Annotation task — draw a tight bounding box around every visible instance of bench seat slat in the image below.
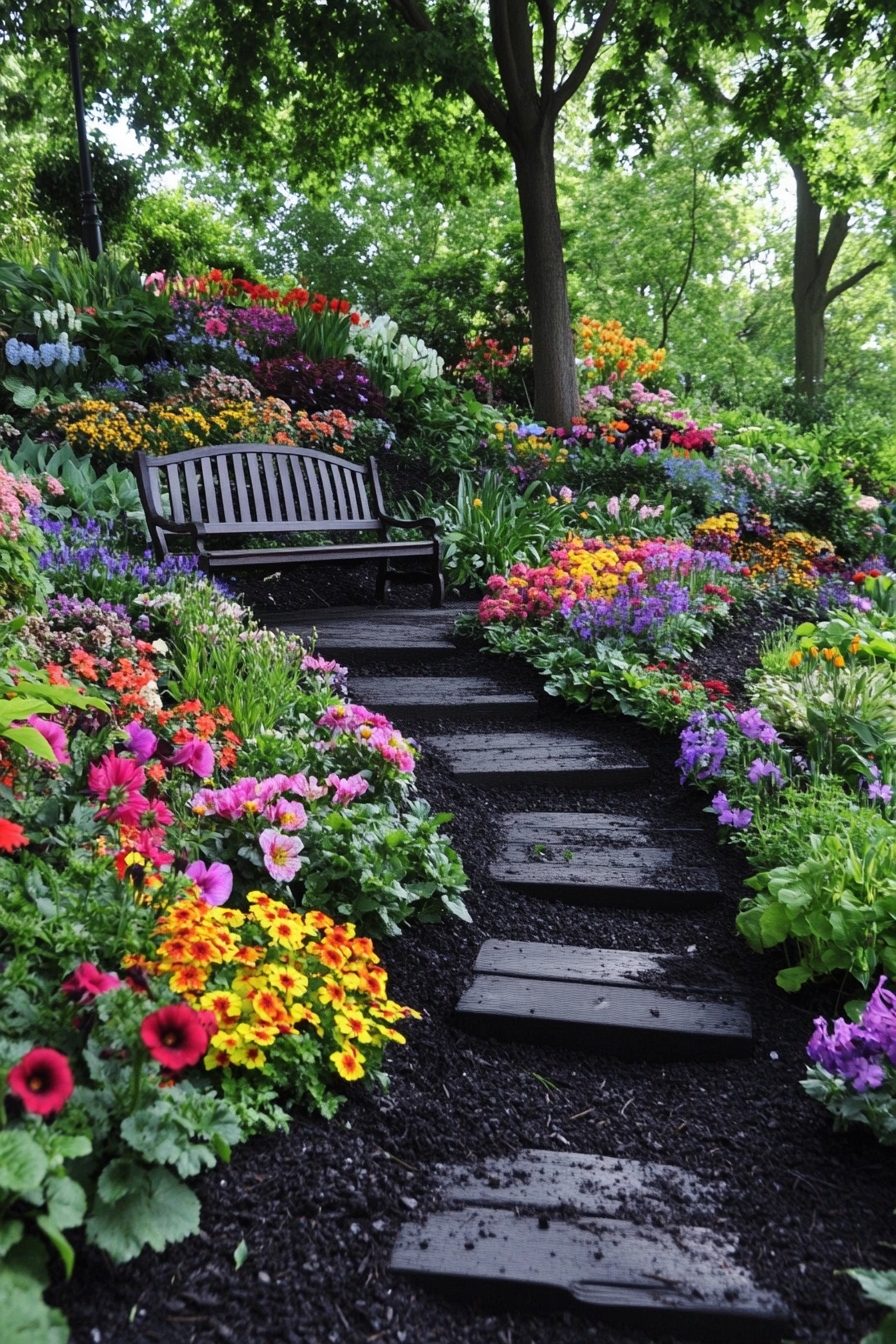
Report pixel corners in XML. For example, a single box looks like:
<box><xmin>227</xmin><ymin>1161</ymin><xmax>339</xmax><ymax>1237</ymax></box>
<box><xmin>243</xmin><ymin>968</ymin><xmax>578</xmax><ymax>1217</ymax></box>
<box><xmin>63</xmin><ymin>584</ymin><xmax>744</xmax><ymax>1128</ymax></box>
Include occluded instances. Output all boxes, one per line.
<box><xmin>200</xmin><ymin>539</ymin><xmax>436</xmax><ymax>569</ymax></box>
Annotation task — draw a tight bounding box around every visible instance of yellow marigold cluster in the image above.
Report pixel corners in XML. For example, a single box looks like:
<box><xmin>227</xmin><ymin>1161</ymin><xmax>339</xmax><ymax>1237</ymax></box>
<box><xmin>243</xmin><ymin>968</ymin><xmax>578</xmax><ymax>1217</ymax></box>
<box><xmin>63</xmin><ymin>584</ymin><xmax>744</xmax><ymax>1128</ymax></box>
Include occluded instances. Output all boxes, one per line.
<box><xmin>490</xmin><ymin>422</ymin><xmax>571</xmax><ymax>467</ymax></box>
<box><xmin>129</xmin><ymin>890</ymin><xmax>418</xmax><ymax>1082</ymax></box>
<box><xmin>577</xmin><ymin>317</ymin><xmax>666</xmax><ymax>384</ymax></box>
<box><xmin>694</xmin><ymin>513</ymin><xmax>740</xmax><ymax>541</ymax></box>
<box><xmin>56</xmin><ymin>400</ymin><xmax>145</xmax><ymax>456</ymax></box>
<box><xmin>733</xmin><ymin>529</ymin><xmax>837</xmax><ymax>590</ymax></box>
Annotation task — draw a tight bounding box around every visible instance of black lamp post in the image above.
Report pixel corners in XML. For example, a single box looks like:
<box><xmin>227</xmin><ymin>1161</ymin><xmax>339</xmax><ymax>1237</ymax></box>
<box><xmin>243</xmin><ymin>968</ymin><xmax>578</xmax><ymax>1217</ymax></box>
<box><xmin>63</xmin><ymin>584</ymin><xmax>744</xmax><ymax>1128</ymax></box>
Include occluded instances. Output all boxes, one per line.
<box><xmin>66</xmin><ymin>11</ymin><xmax>103</xmax><ymax>258</ymax></box>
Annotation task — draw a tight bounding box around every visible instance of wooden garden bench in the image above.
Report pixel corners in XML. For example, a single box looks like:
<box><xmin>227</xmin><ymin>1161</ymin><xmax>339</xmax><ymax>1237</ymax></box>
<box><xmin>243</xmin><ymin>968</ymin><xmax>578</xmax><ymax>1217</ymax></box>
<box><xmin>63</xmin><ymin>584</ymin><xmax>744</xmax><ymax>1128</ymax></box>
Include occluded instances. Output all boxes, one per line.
<box><xmin>135</xmin><ymin>444</ymin><xmax>444</xmax><ymax>606</ymax></box>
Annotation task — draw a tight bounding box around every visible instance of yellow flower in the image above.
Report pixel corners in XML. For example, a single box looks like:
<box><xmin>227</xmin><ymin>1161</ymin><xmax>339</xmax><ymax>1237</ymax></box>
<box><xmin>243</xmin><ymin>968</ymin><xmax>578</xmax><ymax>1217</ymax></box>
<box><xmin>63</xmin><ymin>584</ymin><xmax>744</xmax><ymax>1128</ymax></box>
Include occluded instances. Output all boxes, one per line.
<box><xmin>473</xmin><ymin>498</ymin><xmax>482</xmax><ymax>508</ymax></box>
<box><xmin>547</xmin><ymin>496</ymin><xmax>557</xmax><ymax>504</ymax></box>
<box><xmin>330</xmin><ymin>1043</ymin><xmax>365</xmax><ymax>1081</ymax></box>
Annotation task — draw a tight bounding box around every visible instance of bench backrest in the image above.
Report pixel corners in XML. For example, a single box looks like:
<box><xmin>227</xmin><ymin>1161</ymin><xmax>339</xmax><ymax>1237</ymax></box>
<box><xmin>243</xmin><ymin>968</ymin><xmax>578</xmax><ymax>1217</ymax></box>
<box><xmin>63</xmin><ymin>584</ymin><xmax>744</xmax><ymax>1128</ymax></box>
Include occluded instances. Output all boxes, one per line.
<box><xmin>136</xmin><ymin>443</ymin><xmax>387</xmax><ymax>557</ymax></box>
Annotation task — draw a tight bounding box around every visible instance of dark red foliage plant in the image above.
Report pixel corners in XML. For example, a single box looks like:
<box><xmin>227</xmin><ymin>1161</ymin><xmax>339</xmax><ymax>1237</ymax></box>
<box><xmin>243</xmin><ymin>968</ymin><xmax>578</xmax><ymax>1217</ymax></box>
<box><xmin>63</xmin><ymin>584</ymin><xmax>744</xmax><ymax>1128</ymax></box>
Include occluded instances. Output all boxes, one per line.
<box><xmin>254</xmin><ymin>353</ymin><xmax>389</xmax><ymax>420</ymax></box>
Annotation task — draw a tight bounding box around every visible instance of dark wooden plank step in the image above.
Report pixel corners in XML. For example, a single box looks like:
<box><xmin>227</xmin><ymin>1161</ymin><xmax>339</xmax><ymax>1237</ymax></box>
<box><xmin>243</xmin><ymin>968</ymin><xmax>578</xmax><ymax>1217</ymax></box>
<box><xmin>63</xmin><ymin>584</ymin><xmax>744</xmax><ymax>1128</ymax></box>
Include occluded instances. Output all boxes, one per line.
<box><xmin>492</xmin><ymin>812</ymin><xmax>720</xmax><ymax>908</ymax></box>
<box><xmin>427</xmin><ymin>732</ymin><xmax>649</xmax><ymax>787</ymax></box>
<box><xmin>474</xmin><ymin>939</ymin><xmax>671</xmax><ymax>987</ymax></box>
<box><xmin>392</xmin><ymin>1207</ymin><xmax>788</xmax><ymax>1342</ymax></box>
<box><xmin>351</xmin><ymin>676</ymin><xmax>538</xmax><ymax>720</ymax></box>
<box><xmin>455</xmin><ymin>974</ymin><xmax>752</xmax><ymax>1060</ymax></box>
<box><xmin>440</xmin><ymin>1148</ymin><xmax>716</xmax><ymax>1217</ymax></box>
<box><xmin>268</xmin><ymin>604</ymin><xmax>474</xmax><ymax>661</ymax></box>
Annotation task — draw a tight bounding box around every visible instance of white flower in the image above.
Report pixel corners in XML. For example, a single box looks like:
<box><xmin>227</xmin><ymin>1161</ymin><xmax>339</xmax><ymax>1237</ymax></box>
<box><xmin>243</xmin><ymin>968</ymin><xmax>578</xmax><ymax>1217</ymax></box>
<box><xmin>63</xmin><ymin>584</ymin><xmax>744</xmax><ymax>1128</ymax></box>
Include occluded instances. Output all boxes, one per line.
<box><xmin>151</xmin><ymin>638</ymin><xmax>169</xmax><ymax>654</ymax></box>
<box><xmin>33</xmin><ymin>312</ymin><xmax>42</xmax><ymax>329</ymax></box>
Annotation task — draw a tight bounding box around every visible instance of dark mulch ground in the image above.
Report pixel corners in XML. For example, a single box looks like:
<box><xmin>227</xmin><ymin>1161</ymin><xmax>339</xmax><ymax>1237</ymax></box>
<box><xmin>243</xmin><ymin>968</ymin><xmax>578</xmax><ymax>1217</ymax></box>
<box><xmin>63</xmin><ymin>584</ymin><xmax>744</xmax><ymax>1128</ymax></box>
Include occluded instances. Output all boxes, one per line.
<box><xmin>54</xmin><ymin>578</ymin><xmax>895</xmax><ymax>1344</ymax></box>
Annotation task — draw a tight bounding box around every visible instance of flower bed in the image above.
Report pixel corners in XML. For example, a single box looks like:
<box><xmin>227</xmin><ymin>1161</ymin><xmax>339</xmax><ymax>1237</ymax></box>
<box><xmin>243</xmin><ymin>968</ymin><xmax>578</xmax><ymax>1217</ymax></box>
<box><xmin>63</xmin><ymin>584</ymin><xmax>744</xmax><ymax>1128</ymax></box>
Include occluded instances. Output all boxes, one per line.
<box><xmin>0</xmin><ymin>479</ymin><xmax>467</xmax><ymax>1340</ymax></box>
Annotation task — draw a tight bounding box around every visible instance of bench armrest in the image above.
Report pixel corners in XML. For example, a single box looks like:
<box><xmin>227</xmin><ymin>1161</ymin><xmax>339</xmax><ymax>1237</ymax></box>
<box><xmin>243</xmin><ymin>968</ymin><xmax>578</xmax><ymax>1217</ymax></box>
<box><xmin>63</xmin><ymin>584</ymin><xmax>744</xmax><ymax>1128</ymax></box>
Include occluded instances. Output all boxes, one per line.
<box><xmin>380</xmin><ymin>513</ymin><xmax>439</xmax><ymax>535</ymax></box>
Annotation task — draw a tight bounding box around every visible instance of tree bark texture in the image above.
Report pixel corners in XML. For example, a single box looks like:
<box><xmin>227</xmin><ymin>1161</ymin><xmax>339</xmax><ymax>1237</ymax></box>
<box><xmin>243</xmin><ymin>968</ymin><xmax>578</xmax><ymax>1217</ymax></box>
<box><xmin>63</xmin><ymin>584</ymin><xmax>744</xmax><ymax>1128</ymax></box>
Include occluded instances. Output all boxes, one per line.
<box><xmin>790</xmin><ymin>160</ymin><xmax>884</xmax><ymax>405</ymax></box>
<box><xmin>513</xmin><ymin>139</ymin><xmax>579</xmax><ymax>424</ymax></box>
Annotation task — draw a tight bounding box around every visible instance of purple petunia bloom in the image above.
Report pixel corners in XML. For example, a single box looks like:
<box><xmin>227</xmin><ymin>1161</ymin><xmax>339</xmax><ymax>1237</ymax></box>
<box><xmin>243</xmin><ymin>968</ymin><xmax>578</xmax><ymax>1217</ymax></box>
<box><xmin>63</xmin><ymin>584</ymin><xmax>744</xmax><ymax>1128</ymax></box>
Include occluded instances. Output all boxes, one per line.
<box><xmin>185</xmin><ymin>860</ymin><xmax>234</xmax><ymax>906</ymax></box>
<box><xmin>807</xmin><ymin>977</ymin><xmax>896</xmax><ymax>1091</ymax></box>
<box><xmin>711</xmin><ymin>791</ymin><xmax>753</xmax><ymax>828</ymax></box>
<box><xmin>736</xmin><ymin>707</ymin><xmax>781</xmax><ymax>746</ymax></box>
<box><xmin>869</xmin><ymin>780</ymin><xmax>894</xmax><ymax>805</ymax></box>
<box><xmin>747</xmin><ymin>758</ymin><xmax>784</xmax><ymax>789</ymax></box>
<box><xmin>676</xmin><ymin>711</ymin><xmax>728</xmax><ymax>782</ymax></box>
<box><xmin>124</xmin><ymin>720</ymin><xmax>159</xmax><ymax>765</ymax></box>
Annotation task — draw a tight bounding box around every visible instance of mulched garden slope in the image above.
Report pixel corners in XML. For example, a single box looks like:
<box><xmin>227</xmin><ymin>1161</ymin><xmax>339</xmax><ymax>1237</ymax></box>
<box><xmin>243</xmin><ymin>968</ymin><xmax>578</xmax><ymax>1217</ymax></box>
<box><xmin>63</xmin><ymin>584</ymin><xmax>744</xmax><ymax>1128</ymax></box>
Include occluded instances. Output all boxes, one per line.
<box><xmin>53</xmin><ymin>597</ymin><xmax>894</xmax><ymax>1344</ymax></box>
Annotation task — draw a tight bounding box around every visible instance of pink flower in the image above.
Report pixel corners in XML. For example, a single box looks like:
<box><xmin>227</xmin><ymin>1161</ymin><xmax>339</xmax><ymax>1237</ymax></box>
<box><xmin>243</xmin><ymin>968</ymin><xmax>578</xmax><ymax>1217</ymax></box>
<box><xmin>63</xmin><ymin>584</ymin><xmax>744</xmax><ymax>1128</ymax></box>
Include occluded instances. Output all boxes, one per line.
<box><xmin>325</xmin><ymin>772</ymin><xmax>370</xmax><ymax>805</ymax></box>
<box><xmin>44</xmin><ymin>475</ymin><xmax>65</xmax><ymax>497</ymax></box>
<box><xmin>301</xmin><ymin>654</ymin><xmax>348</xmax><ymax>679</ymax></box>
<box><xmin>139</xmin><ymin>799</ymin><xmax>174</xmax><ymax>831</ymax></box>
<box><xmin>185</xmin><ymin>859</ymin><xmax>234</xmax><ymax>906</ymax></box>
<box><xmin>254</xmin><ymin>773</ymin><xmax>295</xmax><ymax>805</ymax></box>
<box><xmin>171</xmin><ymin>736</ymin><xmax>216</xmax><ymax>777</ymax></box>
<box><xmin>264</xmin><ymin>797</ymin><xmax>307</xmax><ymax>830</ymax></box>
<box><xmin>124</xmin><ymin>719</ymin><xmax>158</xmax><ymax>764</ymax></box>
<box><xmin>289</xmin><ymin>772</ymin><xmax>329</xmax><ymax>801</ymax></box>
<box><xmin>204</xmin><ymin>316</ymin><xmax>228</xmax><ymax>338</ymax></box>
<box><xmin>88</xmin><ymin>752</ymin><xmax>149</xmax><ymax>823</ymax></box>
<box><xmin>189</xmin><ymin>787</ymin><xmax>219</xmax><ymax>816</ymax></box>
<box><xmin>259</xmin><ymin>828</ymin><xmax>304</xmax><ymax>882</ymax></box>
<box><xmin>317</xmin><ymin>703</ymin><xmax>371</xmax><ymax>731</ymax></box>
<box><xmin>61</xmin><ymin>962</ymin><xmax>121</xmax><ymax>1003</ymax></box>
<box><xmin>606</xmin><ymin>496</ymin><xmax>621</xmax><ymax>519</ymax></box>
<box><xmin>26</xmin><ymin>715</ymin><xmax>70</xmax><ymax>765</ymax></box>
<box><xmin>369</xmin><ymin>728</ymin><xmax>415</xmax><ymax>773</ymax></box>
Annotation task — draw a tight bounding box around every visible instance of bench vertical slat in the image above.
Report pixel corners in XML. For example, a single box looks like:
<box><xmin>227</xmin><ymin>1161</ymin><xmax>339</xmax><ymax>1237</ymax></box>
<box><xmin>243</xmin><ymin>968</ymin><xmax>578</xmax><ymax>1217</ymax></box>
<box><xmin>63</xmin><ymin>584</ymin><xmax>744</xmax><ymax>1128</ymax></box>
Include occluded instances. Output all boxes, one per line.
<box><xmin>328</xmin><ymin>459</ymin><xmax>350</xmax><ymax>521</ymax></box>
<box><xmin>341</xmin><ymin>468</ymin><xmax>361</xmax><ymax>522</ymax></box>
<box><xmin>246</xmin><ymin>452</ymin><xmax>267</xmax><ymax>523</ymax></box>
<box><xmin>199</xmin><ymin>458</ymin><xmax>220</xmax><ymax>526</ymax></box>
<box><xmin>315</xmin><ymin>457</ymin><xmax>337</xmax><ymax>521</ymax></box>
<box><xmin>231</xmin><ymin>452</ymin><xmax>252</xmax><ymax>524</ymax></box>
<box><xmin>277</xmin><ymin>455</ymin><xmax>299</xmax><ymax>522</ymax></box>
<box><xmin>183</xmin><ymin>460</ymin><xmax>203</xmax><ymax>523</ymax></box>
<box><xmin>166</xmin><ymin>463</ymin><xmax>186</xmax><ymax>523</ymax></box>
<box><xmin>262</xmin><ymin>454</ymin><xmax>283</xmax><ymax>523</ymax></box>
<box><xmin>289</xmin><ymin>456</ymin><xmax>312</xmax><ymax>522</ymax></box>
<box><xmin>217</xmin><ymin>453</ymin><xmax>236</xmax><ymax>524</ymax></box>
<box><xmin>354</xmin><ymin>468</ymin><xmax>374</xmax><ymax>521</ymax></box>
<box><xmin>304</xmin><ymin>455</ymin><xmax>324</xmax><ymax>522</ymax></box>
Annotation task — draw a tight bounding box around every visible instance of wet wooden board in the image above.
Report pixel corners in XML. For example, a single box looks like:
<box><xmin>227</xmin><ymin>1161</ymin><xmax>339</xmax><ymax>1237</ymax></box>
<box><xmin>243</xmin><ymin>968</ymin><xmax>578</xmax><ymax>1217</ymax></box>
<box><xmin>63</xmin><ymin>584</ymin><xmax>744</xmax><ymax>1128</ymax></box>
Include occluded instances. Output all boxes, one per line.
<box><xmin>474</xmin><ymin>940</ymin><xmax>672</xmax><ymax>987</ymax></box>
<box><xmin>351</xmin><ymin>676</ymin><xmax>538</xmax><ymax>720</ymax></box>
<box><xmin>491</xmin><ymin>812</ymin><xmax>720</xmax><ymax>908</ymax></box>
<box><xmin>455</xmin><ymin>974</ymin><xmax>752</xmax><ymax>1060</ymax></box>
<box><xmin>440</xmin><ymin>1148</ymin><xmax>716</xmax><ymax>1218</ymax></box>
<box><xmin>269</xmin><ymin>605</ymin><xmax>475</xmax><ymax>660</ymax></box>
<box><xmin>427</xmin><ymin>732</ymin><xmax>649</xmax><ymax>787</ymax></box>
<box><xmin>392</xmin><ymin>1205</ymin><xmax>788</xmax><ymax>1342</ymax></box>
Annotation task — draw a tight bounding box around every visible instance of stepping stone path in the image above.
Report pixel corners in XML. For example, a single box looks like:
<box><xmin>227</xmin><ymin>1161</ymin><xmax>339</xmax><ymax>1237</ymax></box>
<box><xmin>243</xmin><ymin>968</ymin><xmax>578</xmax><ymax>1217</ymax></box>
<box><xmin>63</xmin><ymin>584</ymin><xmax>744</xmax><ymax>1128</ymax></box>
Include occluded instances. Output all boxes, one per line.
<box><xmin>456</xmin><ymin>939</ymin><xmax>752</xmax><ymax>1061</ymax></box>
<box><xmin>392</xmin><ymin>1150</ymin><xmax>788</xmax><ymax>1341</ymax></box>
<box><xmin>352</xmin><ymin>675</ymin><xmax>538</xmax><ymax>720</ymax></box>
<box><xmin>428</xmin><ymin>730</ymin><xmax>649</xmax><ymax>788</ymax></box>
<box><xmin>273</xmin><ymin>605</ymin><xmax>781</xmax><ymax>1339</ymax></box>
<box><xmin>492</xmin><ymin>811</ymin><xmax>721</xmax><ymax>908</ymax></box>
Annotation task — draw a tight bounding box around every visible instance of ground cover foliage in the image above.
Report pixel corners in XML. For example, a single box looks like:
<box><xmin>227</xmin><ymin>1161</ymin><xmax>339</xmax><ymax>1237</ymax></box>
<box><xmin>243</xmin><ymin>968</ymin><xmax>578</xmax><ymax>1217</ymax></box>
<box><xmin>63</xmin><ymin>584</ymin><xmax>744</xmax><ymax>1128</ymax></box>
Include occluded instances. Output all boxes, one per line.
<box><xmin>3</xmin><ymin>251</ymin><xmax>896</xmax><ymax>1339</ymax></box>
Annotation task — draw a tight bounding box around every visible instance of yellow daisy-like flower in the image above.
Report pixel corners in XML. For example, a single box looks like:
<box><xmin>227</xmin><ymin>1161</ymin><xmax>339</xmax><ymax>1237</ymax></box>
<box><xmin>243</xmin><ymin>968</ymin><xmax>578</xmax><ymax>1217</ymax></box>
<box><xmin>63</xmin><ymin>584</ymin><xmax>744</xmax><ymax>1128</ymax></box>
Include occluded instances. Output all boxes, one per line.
<box><xmin>334</xmin><ymin>1010</ymin><xmax>374</xmax><ymax>1044</ymax></box>
<box><xmin>330</xmin><ymin>1043</ymin><xmax>365</xmax><ymax>1081</ymax></box>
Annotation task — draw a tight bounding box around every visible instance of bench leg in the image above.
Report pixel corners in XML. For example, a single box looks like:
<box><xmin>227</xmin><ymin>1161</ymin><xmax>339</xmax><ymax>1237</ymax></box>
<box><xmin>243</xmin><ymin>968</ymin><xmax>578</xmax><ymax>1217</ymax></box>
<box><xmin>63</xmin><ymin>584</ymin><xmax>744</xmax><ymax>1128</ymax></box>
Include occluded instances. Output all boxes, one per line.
<box><xmin>430</xmin><ymin>544</ymin><xmax>445</xmax><ymax>608</ymax></box>
<box><xmin>375</xmin><ymin>557</ymin><xmax>389</xmax><ymax>604</ymax></box>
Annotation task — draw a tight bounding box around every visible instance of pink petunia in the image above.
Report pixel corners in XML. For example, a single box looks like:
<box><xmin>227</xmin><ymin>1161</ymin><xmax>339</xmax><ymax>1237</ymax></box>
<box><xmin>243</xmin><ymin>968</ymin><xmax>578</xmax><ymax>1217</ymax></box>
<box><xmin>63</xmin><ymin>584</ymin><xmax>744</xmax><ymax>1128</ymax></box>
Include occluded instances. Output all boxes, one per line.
<box><xmin>185</xmin><ymin>859</ymin><xmax>234</xmax><ymax>906</ymax></box>
<box><xmin>88</xmin><ymin>752</ymin><xmax>149</xmax><ymax>823</ymax></box>
<box><xmin>254</xmin><ymin>773</ymin><xmax>295</xmax><ymax>806</ymax></box>
<box><xmin>171</xmin><ymin>736</ymin><xmax>216</xmax><ymax>777</ymax></box>
<box><xmin>288</xmin><ymin>772</ymin><xmax>329</xmax><ymax>801</ymax></box>
<box><xmin>61</xmin><ymin>962</ymin><xmax>121</xmax><ymax>1003</ymax></box>
<box><xmin>124</xmin><ymin>719</ymin><xmax>158</xmax><ymax>764</ymax></box>
<box><xmin>259</xmin><ymin>828</ymin><xmax>304</xmax><ymax>882</ymax></box>
<box><xmin>264</xmin><ymin>797</ymin><xmax>307</xmax><ymax>831</ymax></box>
<box><xmin>26</xmin><ymin>715</ymin><xmax>70</xmax><ymax>765</ymax></box>
<box><xmin>325</xmin><ymin>772</ymin><xmax>370</xmax><ymax>805</ymax></box>
<box><xmin>316</xmin><ymin>703</ymin><xmax>371</xmax><ymax>732</ymax></box>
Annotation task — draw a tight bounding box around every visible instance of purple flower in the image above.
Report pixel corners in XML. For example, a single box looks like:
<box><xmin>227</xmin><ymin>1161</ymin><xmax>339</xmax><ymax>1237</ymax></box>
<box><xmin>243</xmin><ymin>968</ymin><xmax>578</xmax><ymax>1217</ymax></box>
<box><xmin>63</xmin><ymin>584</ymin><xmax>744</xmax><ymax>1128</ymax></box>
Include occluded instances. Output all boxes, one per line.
<box><xmin>807</xmin><ymin>977</ymin><xmax>896</xmax><ymax>1090</ymax></box>
<box><xmin>869</xmin><ymin>781</ymin><xmax>894</xmax><ymax>804</ymax></box>
<box><xmin>185</xmin><ymin>860</ymin><xmax>234</xmax><ymax>906</ymax></box>
<box><xmin>710</xmin><ymin>791</ymin><xmax>753</xmax><ymax>828</ymax></box>
<box><xmin>736</xmin><ymin>708</ymin><xmax>781</xmax><ymax>746</ymax></box>
<box><xmin>124</xmin><ymin>719</ymin><xmax>159</xmax><ymax>765</ymax></box>
<box><xmin>171</xmin><ymin>736</ymin><xmax>216</xmax><ymax>777</ymax></box>
<box><xmin>676</xmin><ymin>711</ymin><xmax>728</xmax><ymax>781</ymax></box>
<box><xmin>747</xmin><ymin>758</ymin><xmax>784</xmax><ymax>788</ymax></box>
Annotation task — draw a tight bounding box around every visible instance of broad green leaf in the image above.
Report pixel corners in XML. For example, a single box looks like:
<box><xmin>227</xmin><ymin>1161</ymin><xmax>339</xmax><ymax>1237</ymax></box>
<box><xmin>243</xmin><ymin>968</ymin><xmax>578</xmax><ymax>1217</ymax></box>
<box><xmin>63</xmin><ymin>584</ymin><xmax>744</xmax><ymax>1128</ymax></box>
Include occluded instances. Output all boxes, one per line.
<box><xmin>0</xmin><ymin>1262</ymin><xmax>69</xmax><ymax>1344</ymax></box>
<box><xmin>234</xmin><ymin>1238</ymin><xmax>248</xmax><ymax>1269</ymax></box>
<box><xmin>44</xmin><ymin>1175</ymin><xmax>87</xmax><ymax>1231</ymax></box>
<box><xmin>0</xmin><ymin>1132</ymin><xmax>48</xmax><ymax>1194</ymax></box>
<box><xmin>776</xmin><ymin>964</ymin><xmax>813</xmax><ymax>992</ymax></box>
<box><xmin>846</xmin><ymin>1267</ymin><xmax>896</xmax><ymax>1310</ymax></box>
<box><xmin>0</xmin><ymin>1221</ymin><xmax>24</xmax><ymax>1258</ymax></box>
<box><xmin>1</xmin><ymin>727</ymin><xmax>57</xmax><ymax>761</ymax></box>
<box><xmin>87</xmin><ymin>1164</ymin><xmax>200</xmax><ymax>1263</ymax></box>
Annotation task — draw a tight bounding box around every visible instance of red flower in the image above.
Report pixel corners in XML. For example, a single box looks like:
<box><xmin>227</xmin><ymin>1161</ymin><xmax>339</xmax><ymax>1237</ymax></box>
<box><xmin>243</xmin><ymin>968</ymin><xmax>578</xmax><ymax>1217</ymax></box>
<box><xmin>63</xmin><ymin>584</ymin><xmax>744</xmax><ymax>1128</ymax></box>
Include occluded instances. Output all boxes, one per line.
<box><xmin>0</xmin><ymin>817</ymin><xmax>28</xmax><ymax>851</ymax></box>
<box><xmin>7</xmin><ymin>1047</ymin><xmax>74</xmax><ymax>1116</ymax></box>
<box><xmin>61</xmin><ymin>962</ymin><xmax>121</xmax><ymax>1003</ymax></box>
<box><xmin>140</xmin><ymin>1005</ymin><xmax>210</xmax><ymax>1071</ymax></box>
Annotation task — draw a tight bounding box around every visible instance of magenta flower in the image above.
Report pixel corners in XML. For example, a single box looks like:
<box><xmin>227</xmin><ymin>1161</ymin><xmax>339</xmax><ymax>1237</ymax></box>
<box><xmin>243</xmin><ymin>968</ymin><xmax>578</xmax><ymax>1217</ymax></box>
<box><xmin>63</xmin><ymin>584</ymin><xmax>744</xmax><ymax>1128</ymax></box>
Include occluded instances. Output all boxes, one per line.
<box><xmin>26</xmin><ymin>716</ymin><xmax>70</xmax><ymax>765</ymax></box>
<box><xmin>139</xmin><ymin>799</ymin><xmax>174</xmax><ymax>831</ymax></box>
<box><xmin>326</xmin><ymin>772</ymin><xmax>370</xmax><ymax>805</ymax></box>
<box><xmin>259</xmin><ymin>829</ymin><xmax>304</xmax><ymax>882</ymax></box>
<box><xmin>61</xmin><ymin>962</ymin><xmax>121</xmax><ymax>1003</ymax></box>
<box><xmin>317</xmin><ymin>703</ymin><xmax>371</xmax><ymax>731</ymax></box>
<box><xmin>264</xmin><ymin>797</ymin><xmax>308</xmax><ymax>830</ymax></box>
<box><xmin>185</xmin><ymin>859</ymin><xmax>234</xmax><ymax>906</ymax></box>
<box><xmin>254</xmin><ymin>773</ymin><xmax>295</xmax><ymax>805</ymax></box>
<box><xmin>124</xmin><ymin>719</ymin><xmax>159</xmax><ymax>764</ymax></box>
<box><xmin>171</xmin><ymin>736</ymin><xmax>216</xmax><ymax>777</ymax></box>
<box><xmin>88</xmin><ymin>752</ymin><xmax>149</xmax><ymax>823</ymax></box>
<box><xmin>288</xmin><ymin>772</ymin><xmax>329</xmax><ymax>801</ymax></box>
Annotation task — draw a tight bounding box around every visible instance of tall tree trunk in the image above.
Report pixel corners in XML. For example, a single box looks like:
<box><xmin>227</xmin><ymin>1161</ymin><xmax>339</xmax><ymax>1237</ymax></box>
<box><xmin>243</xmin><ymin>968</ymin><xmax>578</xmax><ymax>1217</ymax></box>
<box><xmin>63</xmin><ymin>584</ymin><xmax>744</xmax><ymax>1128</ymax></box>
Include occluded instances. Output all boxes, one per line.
<box><xmin>791</xmin><ymin>160</ymin><xmax>836</xmax><ymax>404</ymax></box>
<box><xmin>514</xmin><ymin>136</ymin><xmax>578</xmax><ymax>426</ymax></box>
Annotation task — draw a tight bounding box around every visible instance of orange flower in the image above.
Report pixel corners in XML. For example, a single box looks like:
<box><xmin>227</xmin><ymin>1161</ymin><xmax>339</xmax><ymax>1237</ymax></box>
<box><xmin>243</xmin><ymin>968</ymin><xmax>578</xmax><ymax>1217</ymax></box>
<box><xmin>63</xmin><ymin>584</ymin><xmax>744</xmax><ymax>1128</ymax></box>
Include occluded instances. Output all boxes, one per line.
<box><xmin>169</xmin><ymin>964</ymin><xmax>208</xmax><ymax>994</ymax></box>
<box><xmin>330</xmin><ymin>1043</ymin><xmax>365</xmax><ymax>1081</ymax></box>
<box><xmin>194</xmin><ymin>714</ymin><xmax>218</xmax><ymax>739</ymax></box>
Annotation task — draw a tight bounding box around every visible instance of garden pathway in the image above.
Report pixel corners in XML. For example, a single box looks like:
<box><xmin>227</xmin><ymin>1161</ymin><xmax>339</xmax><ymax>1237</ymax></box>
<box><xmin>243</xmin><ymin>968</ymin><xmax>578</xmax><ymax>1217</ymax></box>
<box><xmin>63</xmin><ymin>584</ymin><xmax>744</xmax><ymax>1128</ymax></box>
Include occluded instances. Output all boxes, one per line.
<box><xmin>288</xmin><ymin>603</ymin><xmax>790</xmax><ymax>1341</ymax></box>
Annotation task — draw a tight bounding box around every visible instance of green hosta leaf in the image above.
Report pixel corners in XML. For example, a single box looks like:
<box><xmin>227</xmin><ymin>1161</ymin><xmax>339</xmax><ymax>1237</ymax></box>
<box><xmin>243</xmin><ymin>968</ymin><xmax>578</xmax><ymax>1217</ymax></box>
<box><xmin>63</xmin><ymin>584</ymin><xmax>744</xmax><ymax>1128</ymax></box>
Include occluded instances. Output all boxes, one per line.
<box><xmin>0</xmin><ymin>1132</ymin><xmax>48</xmax><ymax>1194</ymax></box>
<box><xmin>44</xmin><ymin>1175</ymin><xmax>87</xmax><ymax>1231</ymax></box>
<box><xmin>87</xmin><ymin>1162</ymin><xmax>200</xmax><ymax>1263</ymax></box>
<box><xmin>776</xmin><ymin>964</ymin><xmax>813</xmax><ymax>992</ymax></box>
<box><xmin>0</xmin><ymin>1220</ymin><xmax>24</xmax><ymax>1258</ymax></box>
<box><xmin>758</xmin><ymin>902</ymin><xmax>792</xmax><ymax>945</ymax></box>
<box><xmin>0</xmin><ymin>1262</ymin><xmax>68</xmax><ymax>1344</ymax></box>
<box><xmin>1</xmin><ymin>727</ymin><xmax>57</xmax><ymax>761</ymax></box>
<box><xmin>846</xmin><ymin>1267</ymin><xmax>896</xmax><ymax>1310</ymax></box>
